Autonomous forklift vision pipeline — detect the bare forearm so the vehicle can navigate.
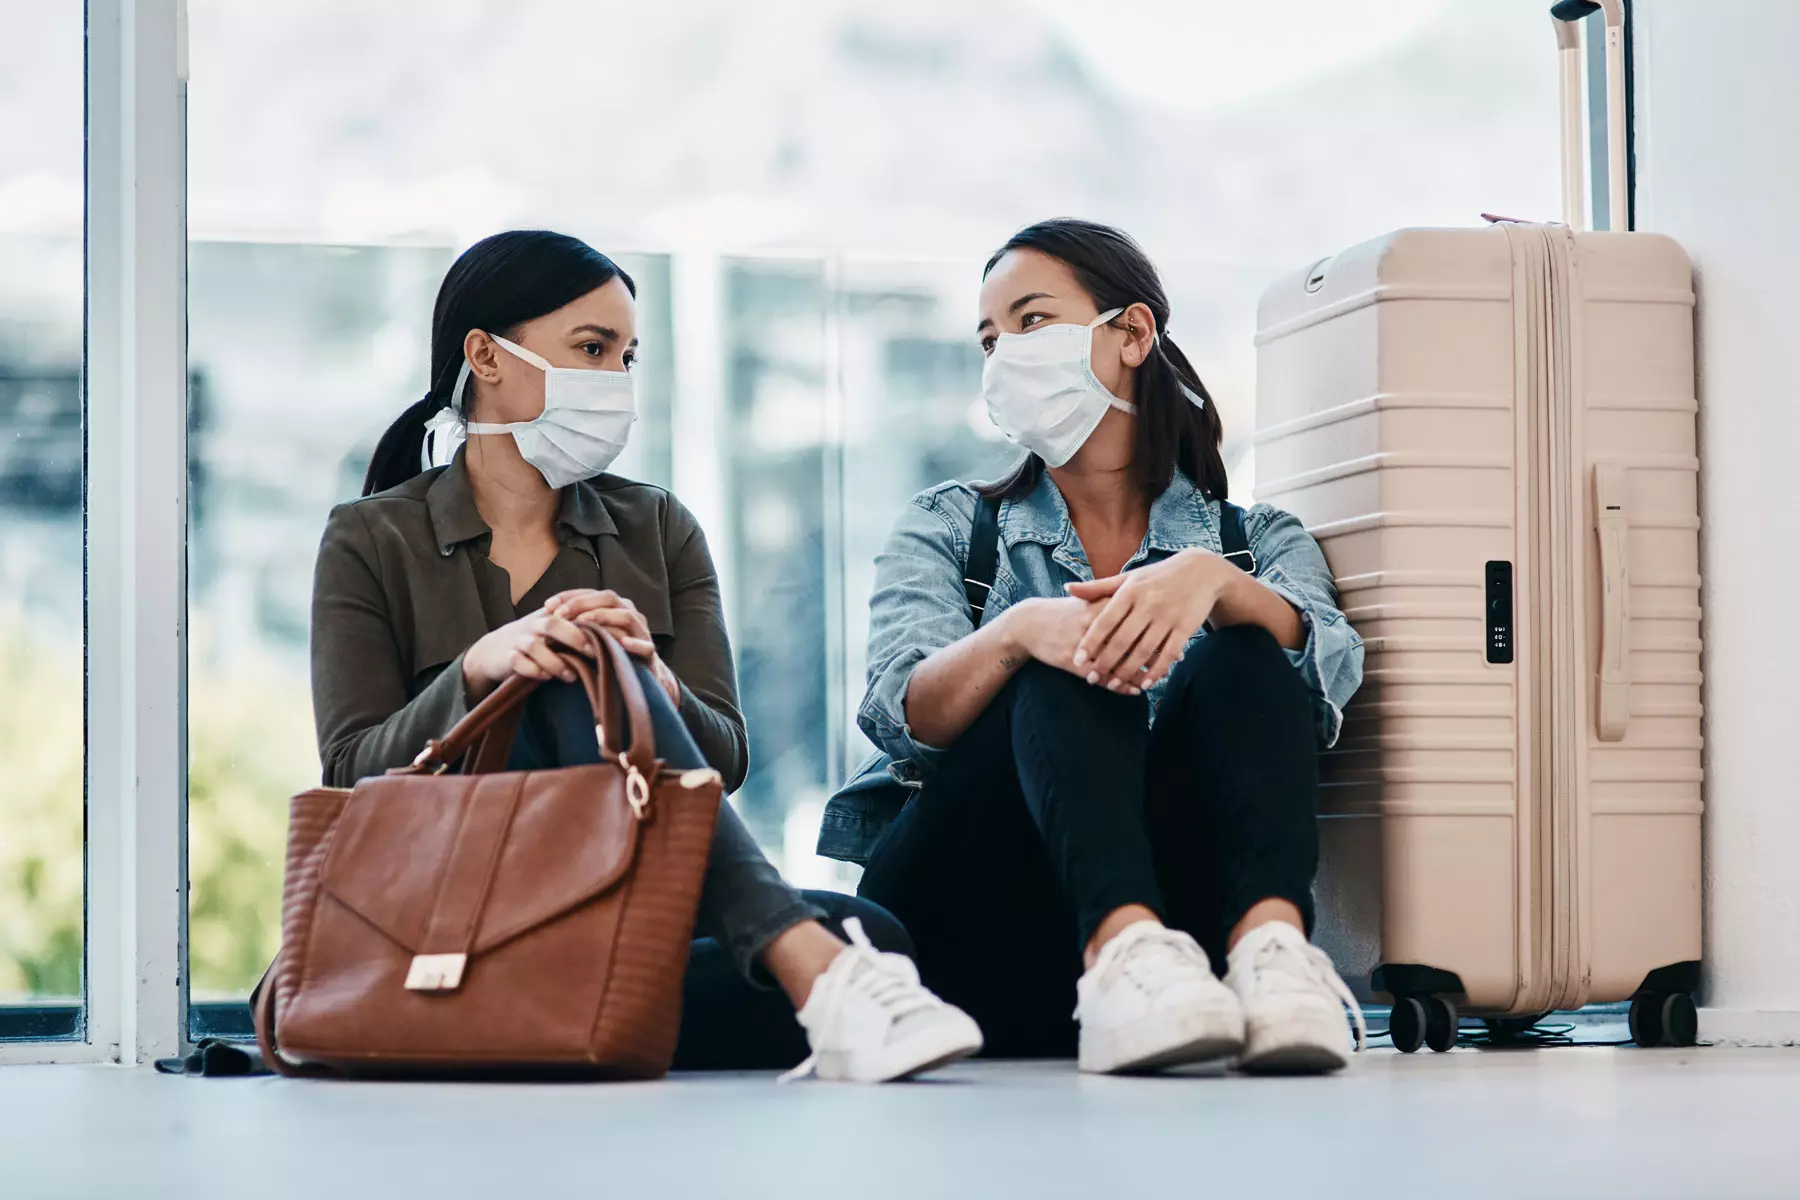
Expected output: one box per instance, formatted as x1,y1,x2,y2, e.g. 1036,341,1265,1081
1208,568,1305,651
900,607,1031,750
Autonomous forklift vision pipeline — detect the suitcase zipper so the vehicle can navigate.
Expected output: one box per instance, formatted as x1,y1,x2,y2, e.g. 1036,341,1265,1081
1546,228,1575,1012
1522,224,1584,1015
1548,229,1586,1012
1529,227,1559,1017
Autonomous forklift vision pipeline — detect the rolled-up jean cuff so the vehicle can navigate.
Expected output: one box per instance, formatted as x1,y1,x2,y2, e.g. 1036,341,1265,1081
729,897,828,989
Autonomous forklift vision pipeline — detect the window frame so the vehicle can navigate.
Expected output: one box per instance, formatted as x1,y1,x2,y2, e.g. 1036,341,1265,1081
1,0,189,1066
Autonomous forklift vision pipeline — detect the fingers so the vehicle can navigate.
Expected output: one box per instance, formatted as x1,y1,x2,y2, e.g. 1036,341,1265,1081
1142,636,1186,691
570,607,652,643
1107,629,1169,693
619,636,658,661
549,589,636,620
1064,575,1125,602
520,633,575,683
538,612,594,654
1073,590,1134,671
1090,611,1152,689
508,648,551,681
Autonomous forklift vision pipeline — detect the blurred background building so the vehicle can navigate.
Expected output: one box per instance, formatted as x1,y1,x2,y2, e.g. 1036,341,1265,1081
0,0,1561,1003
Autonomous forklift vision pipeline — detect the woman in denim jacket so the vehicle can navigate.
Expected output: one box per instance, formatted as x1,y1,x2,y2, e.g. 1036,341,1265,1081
842,220,1365,1075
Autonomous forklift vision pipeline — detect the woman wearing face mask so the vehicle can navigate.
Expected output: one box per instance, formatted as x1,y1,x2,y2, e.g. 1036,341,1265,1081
315,230,981,1082
837,219,1365,1075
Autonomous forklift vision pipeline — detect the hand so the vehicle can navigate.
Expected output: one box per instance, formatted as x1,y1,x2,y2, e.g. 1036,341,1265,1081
461,607,592,700
1001,596,1106,678
1066,550,1244,693
543,589,680,706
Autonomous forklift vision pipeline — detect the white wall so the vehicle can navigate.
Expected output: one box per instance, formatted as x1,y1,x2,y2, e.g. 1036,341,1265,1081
1635,0,1800,1045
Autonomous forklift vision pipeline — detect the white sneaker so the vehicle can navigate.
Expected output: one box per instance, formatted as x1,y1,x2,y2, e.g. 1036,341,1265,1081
780,918,983,1083
1075,921,1245,1074
1224,921,1366,1074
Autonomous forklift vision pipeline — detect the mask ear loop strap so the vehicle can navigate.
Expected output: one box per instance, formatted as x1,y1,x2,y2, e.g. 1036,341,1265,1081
417,358,477,471
450,351,526,436
1151,332,1208,412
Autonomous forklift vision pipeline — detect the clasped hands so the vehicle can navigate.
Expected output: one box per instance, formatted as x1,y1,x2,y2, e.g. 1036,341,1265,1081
1001,548,1247,695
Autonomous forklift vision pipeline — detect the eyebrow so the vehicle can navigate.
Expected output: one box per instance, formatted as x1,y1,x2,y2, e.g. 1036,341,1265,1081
976,292,1057,334
570,324,636,345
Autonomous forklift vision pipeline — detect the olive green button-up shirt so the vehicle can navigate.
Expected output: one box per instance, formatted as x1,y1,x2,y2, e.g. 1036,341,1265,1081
309,453,747,789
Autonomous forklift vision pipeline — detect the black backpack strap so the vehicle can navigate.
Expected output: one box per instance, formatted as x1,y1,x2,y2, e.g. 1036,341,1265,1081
963,494,1004,623
1218,501,1255,574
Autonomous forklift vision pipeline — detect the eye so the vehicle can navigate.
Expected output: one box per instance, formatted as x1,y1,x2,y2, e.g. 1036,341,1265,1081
622,349,637,372
1018,312,1048,331
979,335,996,356
579,341,607,359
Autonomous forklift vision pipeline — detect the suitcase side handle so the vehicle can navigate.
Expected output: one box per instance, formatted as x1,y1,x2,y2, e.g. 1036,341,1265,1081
1594,462,1631,741
1551,1,1627,232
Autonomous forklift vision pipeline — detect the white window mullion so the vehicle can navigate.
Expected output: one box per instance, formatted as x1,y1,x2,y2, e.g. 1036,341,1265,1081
82,0,189,1067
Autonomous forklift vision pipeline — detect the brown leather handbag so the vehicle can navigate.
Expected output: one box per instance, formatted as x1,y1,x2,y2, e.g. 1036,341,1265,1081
253,628,722,1078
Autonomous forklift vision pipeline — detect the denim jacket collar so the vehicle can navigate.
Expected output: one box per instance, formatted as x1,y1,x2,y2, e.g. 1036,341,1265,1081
998,468,1224,575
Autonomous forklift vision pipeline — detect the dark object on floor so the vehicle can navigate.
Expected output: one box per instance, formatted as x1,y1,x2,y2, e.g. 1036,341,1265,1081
153,1040,267,1077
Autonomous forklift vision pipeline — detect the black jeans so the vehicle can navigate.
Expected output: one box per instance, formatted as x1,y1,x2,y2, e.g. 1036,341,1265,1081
509,664,912,1070
858,624,1319,1058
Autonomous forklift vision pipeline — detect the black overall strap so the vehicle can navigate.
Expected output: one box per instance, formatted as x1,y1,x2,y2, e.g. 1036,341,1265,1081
963,494,1004,623
1218,501,1255,574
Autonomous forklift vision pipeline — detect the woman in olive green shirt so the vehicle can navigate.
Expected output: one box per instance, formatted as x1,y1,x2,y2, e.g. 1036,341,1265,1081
312,230,979,1081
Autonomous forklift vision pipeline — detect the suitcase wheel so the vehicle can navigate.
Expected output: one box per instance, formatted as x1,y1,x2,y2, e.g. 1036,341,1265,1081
1388,995,1459,1054
1629,991,1699,1048
1389,997,1427,1053
1424,996,1459,1053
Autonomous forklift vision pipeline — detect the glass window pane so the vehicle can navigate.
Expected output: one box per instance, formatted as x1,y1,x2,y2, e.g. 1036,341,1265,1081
185,243,452,1003
717,259,834,883
183,0,1561,1000
0,0,85,1031
836,260,1016,773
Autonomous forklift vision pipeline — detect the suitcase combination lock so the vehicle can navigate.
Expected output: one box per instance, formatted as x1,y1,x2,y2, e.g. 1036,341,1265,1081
1485,560,1514,665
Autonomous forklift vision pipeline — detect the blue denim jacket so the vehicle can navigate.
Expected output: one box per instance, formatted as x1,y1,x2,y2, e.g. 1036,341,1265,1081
818,469,1363,864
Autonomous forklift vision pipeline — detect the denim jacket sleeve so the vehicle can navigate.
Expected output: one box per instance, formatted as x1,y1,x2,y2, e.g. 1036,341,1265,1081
856,484,980,774
1242,502,1364,746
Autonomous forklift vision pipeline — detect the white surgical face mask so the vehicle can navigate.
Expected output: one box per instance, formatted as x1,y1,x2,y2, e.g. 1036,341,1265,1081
980,307,1206,468
421,333,637,489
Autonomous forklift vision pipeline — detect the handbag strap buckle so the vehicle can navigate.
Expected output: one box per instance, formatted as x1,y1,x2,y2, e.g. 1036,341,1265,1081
626,765,651,821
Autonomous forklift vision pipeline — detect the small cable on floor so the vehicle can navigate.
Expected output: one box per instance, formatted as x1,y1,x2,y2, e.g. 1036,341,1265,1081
1360,1019,1638,1050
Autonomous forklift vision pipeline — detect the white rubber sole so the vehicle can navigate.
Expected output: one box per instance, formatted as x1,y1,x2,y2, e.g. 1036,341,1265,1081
1079,1003,1247,1075
810,1013,985,1083
1236,1007,1352,1076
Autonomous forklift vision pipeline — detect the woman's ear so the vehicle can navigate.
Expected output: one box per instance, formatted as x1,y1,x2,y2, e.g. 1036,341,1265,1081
1117,302,1158,368
464,329,503,384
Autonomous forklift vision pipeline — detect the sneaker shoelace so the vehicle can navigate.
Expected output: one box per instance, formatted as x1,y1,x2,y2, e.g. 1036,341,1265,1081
1246,933,1368,1052
779,917,943,1082
1076,925,1213,1018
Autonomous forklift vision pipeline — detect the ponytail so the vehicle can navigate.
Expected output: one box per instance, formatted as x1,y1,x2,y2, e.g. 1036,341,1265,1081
360,229,635,498
1144,332,1227,501
362,392,448,497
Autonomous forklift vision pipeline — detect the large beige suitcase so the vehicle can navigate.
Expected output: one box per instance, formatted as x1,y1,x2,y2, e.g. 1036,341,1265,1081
1252,1,1701,1051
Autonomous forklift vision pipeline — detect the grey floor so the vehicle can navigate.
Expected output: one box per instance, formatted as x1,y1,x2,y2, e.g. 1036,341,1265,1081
3,1044,1798,1199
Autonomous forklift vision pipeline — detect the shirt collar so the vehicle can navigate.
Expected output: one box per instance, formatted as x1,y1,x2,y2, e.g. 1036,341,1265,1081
999,467,1221,556
426,450,618,556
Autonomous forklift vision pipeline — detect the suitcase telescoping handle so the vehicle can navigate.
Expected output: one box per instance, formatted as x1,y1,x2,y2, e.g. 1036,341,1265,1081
1551,1,1628,232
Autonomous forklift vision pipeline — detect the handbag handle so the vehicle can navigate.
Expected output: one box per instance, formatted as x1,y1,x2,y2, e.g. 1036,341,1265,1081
401,626,658,777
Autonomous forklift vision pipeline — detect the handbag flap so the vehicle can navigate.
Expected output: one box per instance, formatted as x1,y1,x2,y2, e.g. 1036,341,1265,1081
320,764,641,958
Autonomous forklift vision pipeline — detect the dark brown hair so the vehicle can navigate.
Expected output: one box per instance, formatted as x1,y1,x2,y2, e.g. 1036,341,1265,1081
978,218,1228,501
